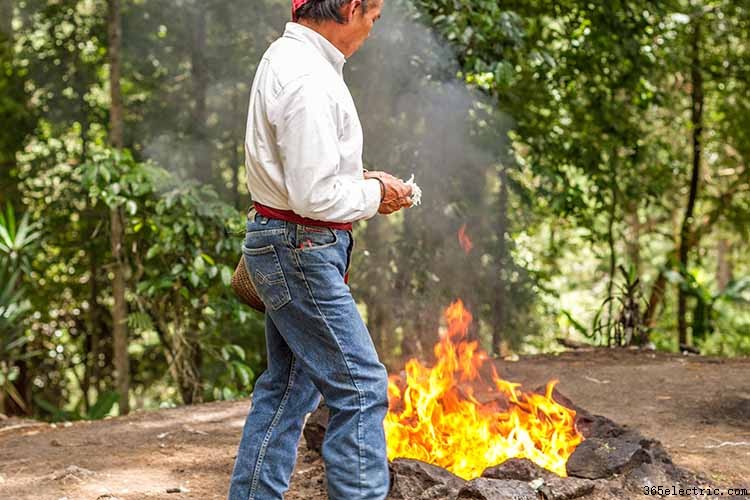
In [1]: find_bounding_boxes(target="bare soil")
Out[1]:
[1,349,749,500]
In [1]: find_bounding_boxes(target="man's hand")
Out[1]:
[364,171,413,215]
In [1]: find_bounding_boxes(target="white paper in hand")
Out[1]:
[405,174,423,207]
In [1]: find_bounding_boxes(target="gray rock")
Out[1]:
[623,463,672,492]
[456,478,538,500]
[482,459,594,500]
[574,413,626,440]
[566,436,651,479]
[418,483,463,500]
[388,458,466,500]
[482,458,559,482]
[539,476,596,500]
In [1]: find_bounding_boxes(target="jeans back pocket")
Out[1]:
[242,244,292,311]
[294,225,338,251]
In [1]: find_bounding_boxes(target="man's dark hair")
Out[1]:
[296,0,370,24]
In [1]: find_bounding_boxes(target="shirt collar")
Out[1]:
[283,22,347,76]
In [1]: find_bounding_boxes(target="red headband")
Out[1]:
[291,0,309,21]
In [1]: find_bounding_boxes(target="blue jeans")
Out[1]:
[227,214,390,500]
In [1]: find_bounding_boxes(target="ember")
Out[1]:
[384,300,584,480]
[457,225,473,254]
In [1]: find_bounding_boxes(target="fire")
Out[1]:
[458,224,473,254]
[384,300,583,480]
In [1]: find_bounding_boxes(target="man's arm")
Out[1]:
[273,77,382,223]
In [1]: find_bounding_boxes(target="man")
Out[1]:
[227,1,412,499]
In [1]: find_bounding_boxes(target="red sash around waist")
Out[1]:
[253,202,353,231]
[253,202,352,283]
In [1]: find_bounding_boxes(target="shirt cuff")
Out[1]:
[362,178,382,220]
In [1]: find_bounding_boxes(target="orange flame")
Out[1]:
[458,224,473,254]
[385,300,583,480]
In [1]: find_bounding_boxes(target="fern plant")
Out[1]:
[0,258,31,413]
[0,203,41,414]
[0,203,41,271]
[592,266,649,347]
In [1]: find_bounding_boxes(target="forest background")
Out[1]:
[0,0,748,420]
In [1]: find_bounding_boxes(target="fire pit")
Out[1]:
[384,300,582,480]
[302,301,739,499]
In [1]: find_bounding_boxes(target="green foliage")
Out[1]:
[0,16,36,200]
[76,147,266,407]
[0,0,278,419]
[2,0,749,420]
[667,270,750,350]
[33,390,119,422]
[6,136,264,418]
[412,0,750,356]
[80,149,170,212]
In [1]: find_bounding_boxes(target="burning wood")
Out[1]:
[384,300,584,480]
[303,317,726,499]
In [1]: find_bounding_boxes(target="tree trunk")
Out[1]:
[86,240,106,409]
[233,88,245,209]
[678,20,704,347]
[625,202,640,274]
[184,5,210,397]
[606,171,619,346]
[148,299,203,405]
[716,238,732,292]
[491,168,509,356]
[110,207,129,414]
[0,0,12,41]
[190,2,211,184]
[643,270,667,332]
[108,0,130,414]
[0,0,18,204]
[175,331,203,405]
[170,300,202,405]
[108,0,123,148]
[10,357,31,416]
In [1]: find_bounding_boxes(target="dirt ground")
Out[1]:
[1,349,749,500]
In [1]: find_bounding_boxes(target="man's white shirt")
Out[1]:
[244,22,381,223]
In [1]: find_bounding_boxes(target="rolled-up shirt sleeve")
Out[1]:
[272,76,381,223]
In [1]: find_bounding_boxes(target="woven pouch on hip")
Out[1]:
[231,255,266,313]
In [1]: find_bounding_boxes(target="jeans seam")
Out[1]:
[248,356,298,500]
[245,228,286,236]
[290,249,368,497]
